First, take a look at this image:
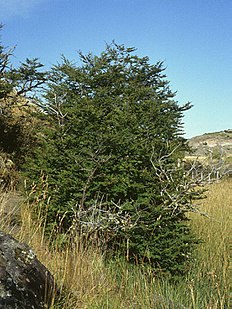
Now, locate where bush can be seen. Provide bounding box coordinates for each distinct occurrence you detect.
[25,43,199,275]
[0,25,47,170]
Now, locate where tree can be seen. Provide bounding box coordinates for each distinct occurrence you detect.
[25,43,199,275]
[0,25,47,170]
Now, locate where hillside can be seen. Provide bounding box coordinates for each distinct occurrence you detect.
[188,129,232,157]
[187,130,232,176]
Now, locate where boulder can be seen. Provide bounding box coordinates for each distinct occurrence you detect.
[0,230,56,308]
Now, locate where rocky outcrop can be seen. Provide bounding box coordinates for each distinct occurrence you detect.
[0,231,56,308]
[188,130,232,156]
[187,130,232,177]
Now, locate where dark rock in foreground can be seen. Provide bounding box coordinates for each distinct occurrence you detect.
[0,231,56,308]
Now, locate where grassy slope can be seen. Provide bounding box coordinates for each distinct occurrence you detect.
[188,130,232,159]
[189,130,232,145]
[0,178,231,308]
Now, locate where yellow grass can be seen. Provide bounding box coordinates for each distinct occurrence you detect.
[0,177,231,308]
[187,177,231,308]
[191,178,231,271]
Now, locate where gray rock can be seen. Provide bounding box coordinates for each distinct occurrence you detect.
[0,231,56,308]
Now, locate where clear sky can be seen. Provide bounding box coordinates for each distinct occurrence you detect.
[0,0,231,138]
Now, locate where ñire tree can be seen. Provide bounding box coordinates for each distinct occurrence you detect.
[26,43,198,274]
[0,24,47,169]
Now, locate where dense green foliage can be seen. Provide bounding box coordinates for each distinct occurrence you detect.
[24,43,198,275]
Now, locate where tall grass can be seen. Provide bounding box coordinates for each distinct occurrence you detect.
[0,178,230,308]
[186,178,231,308]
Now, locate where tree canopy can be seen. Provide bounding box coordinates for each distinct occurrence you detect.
[0,24,47,169]
[24,43,198,275]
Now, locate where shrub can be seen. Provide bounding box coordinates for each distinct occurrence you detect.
[25,43,199,275]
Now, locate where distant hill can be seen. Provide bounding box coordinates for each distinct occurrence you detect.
[187,130,232,176]
[188,129,232,157]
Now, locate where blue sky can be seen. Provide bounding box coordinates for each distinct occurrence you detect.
[0,0,231,138]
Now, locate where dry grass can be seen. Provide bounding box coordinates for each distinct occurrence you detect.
[0,178,231,308]
[187,177,231,308]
